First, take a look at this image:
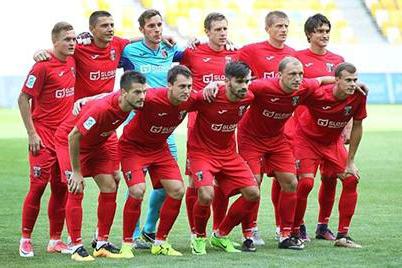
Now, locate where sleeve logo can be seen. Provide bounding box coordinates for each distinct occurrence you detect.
[25,75,37,88]
[83,116,96,130]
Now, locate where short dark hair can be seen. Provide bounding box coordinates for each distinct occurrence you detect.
[335,62,357,78]
[265,11,288,27]
[278,56,302,72]
[120,71,146,90]
[89,11,112,27]
[304,13,331,42]
[204,12,227,30]
[138,9,162,28]
[51,22,74,43]
[225,61,250,79]
[167,65,192,84]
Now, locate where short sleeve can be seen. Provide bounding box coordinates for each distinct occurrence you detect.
[21,63,47,97]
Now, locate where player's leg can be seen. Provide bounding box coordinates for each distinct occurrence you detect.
[185,176,197,236]
[212,182,229,233]
[271,178,281,240]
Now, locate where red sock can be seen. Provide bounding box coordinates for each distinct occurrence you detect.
[219,197,259,236]
[193,200,211,237]
[156,196,182,240]
[212,185,229,231]
[271,178,281,227]
[21,182,47,238]
[279,191,297,237]
[242,198,260,238]
[318,176,337,224]
[48,179,67,240]
[97,192,117,241]
[66,192,84,245]
[338,175,358,233]
[185,187,197,233]
[293,177,314,230]
[123,196,142,243]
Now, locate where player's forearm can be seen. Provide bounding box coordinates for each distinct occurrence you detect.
[68,128,82,173]
[18,93,36,135]
[348,120,363,162]
[316,76,335,85]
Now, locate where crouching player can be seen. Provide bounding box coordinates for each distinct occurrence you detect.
[293,63,366,248]
[55,71,147,261]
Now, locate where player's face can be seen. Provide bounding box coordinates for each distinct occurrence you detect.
[337,70,358,95]
[206,19,228,48]
[279,62,304,92]
[124,83,147,109]
[140,15,163,45]
[91,16,114,43]
[266,17,289,43]
[169,74,192,103]
[227,72,252,99]
[308,23,330,47]
[54,30,76,56]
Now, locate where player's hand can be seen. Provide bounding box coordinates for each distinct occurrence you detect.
[162,35,176,47]
[225,39,238,51]
[33,49,51,62]
[76,32,93,45]
[344,160,360,179]
[203,81,223,103]
[186,37,201,50]
[72,97,88,116]
[28,132,44,155]
[68,172,84,194]
[356,82,369,96]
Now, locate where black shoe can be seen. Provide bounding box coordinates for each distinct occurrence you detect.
[278,237,304,250]
[142,231,156,243]
[241,238,256,252]
[71,246,94,261]
[96,242,120,253]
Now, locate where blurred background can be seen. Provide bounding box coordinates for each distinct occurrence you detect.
[1,0,401,108]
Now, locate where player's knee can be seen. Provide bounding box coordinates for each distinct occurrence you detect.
[277,173,298,192]
[198,187,214,205]
[242,186,260,201]
[254,174,262,185]
[298,177,314,195]
[167,184,185,200]
[129,184,145,199]
[29,180,48,196]
[342,175,358,193]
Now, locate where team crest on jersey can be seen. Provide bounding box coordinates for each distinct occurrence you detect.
[344,106,352,116]
[238,105,247,116]
[292,96,300,106]
[295,160,301,170]
[196,171,203,181]
[225,56,232,63]
[110,48,116,61]
[125,171,132,181]
[64,170,72,183]
[161,49,168,58]
[179,110,187,120]
[25,75,36,89]
[83,116,96,130]
[326,62,335,72]
[32,166,41,177]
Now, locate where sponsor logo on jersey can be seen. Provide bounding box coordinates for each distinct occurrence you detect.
[140,64,170,74]
[161,49,168,58]
[83,116,96,130]
[202,73,226,84]
[202,57,211,62]
[238,105,247,116]
[110,49,116,61]
[89,70,116,81]
[262,109,292,120]
[196,171,203,181]
[304,63,313,67]
[292,96,300,106]
[55,87,74,98]
[265,56,275,61]
[211,123,236,132]
[218,109,228,114]
[317,118,348,128]
[326,62,335,72]
[344,106,352,116]
[25,75,37,88]
[32,166,41,177]
[263,72,275,79]
[150,125,176,134]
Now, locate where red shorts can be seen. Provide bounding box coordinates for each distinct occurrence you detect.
[294,130,347,177]
[238,132,296,177]
[55,136,119,183]
[120,146,182,189]
[187,152,257,197]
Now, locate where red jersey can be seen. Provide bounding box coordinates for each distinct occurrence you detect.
[239,41,295,78]
[238,78,320,138]
[73,37,129,100]
[181,44,239,91]
[21,55,75,130]
[187,86,254,155]
[297,85,367,144]
[120,88,195,151]
[295,49,344,78]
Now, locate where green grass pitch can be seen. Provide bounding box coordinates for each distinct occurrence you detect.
[0,105,401,267]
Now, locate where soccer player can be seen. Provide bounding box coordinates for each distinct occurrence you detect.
[238,10,296,243]
[18,22,76,257]
[120,9,183,246]
[179,12,239,239]
[55,71,147,261]
[293,62,366,248]
[291,13,345,241]
[119,65,193,258]
[188,61,260,255]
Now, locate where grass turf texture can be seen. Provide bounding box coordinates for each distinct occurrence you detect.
[0,105,401,267]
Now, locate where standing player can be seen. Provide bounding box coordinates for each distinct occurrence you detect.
[179,12,239,239]
[293,63,366,248]
[188,61,260,255]
[238,10,296,243]
[18,22,76,257]
[119,65,193,258]
[55,71,147,261]
[291,14,345,241]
